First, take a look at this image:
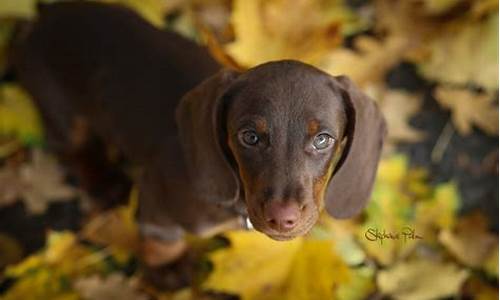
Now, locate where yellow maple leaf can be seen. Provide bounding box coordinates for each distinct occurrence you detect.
[0,84,44,146]
[415,182,460,238]
[0,0,36,19]
[321,35,410,86]
[3,231,107,300]
[377,260,469,300]
[203,230,349,300]
[483,245,499,278]
[419,12,498,91]
[1,268,80,300]
[434,86,498,136]
[6,231,103,279]
[225,0,363,68]
[100,0,168,27]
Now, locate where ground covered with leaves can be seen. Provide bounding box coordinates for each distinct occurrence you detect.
[0,0,498,299]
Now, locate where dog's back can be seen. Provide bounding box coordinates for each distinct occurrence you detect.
[13,1,220,162]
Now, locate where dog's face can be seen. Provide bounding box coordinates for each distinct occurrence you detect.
[224,63,348,240]
[177,60,386,241]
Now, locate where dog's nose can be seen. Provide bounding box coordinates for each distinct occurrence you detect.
[264,201,300,231]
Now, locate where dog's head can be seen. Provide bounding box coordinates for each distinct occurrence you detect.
[176,60,386,240]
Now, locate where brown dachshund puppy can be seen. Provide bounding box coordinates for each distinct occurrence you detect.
[12,2,385,248]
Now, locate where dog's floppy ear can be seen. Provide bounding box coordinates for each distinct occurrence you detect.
[176,69,240,206]
[325,75,386,218]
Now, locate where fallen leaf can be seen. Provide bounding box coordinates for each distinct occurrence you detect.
[0,84,44,146]
[483,245,498,278]
[0,149,77,214]
[415,182,460,237]
[203,230,301,299]
[74,274,148,300]
[377,89,426,143]
[0,21,16,76]
[419,0,465,15]
[20,149,77,214]
[316,217,366,267]
[0,268,80,300]
[0,232,24,269]
[0,0,36,19]
[81,189,140,263]
[0,164,24,208]
[434,86,498,135]
[439,213,498,268]
[336,266,376,300]
[471,0,499,18]
[3,232,104,300]
[377,260,469,300]
[266,239,350,300]
[321,35,410,86]
[225,0,363,68]
[100,0,169,27]
[462,275,499,300]
[203,230,349,300]
[418,12,499,91]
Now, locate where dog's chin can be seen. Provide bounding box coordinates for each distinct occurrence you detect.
[266,233,300,241]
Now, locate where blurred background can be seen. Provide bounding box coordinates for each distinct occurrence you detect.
[0,0,498,299]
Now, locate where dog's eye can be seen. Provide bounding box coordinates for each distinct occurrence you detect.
[313,133,334,150]
[240,130,259,146]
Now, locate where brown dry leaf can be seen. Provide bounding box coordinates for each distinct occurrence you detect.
[471,0,499,18]
[434,86,498,136]
[463,276,499,300]
[438,213,498,268]
[74,274,148,300]
[377,89,426,143]
[20,149,76,214]
[0,164,24,208]
[191,0,233,43]
[419,0,465,15]
[321,35,410,86]
[374,0,441,38]
[0,149,76,214]
[377,260,469,300]
[81,189,140,262]
[225,0,363,68]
